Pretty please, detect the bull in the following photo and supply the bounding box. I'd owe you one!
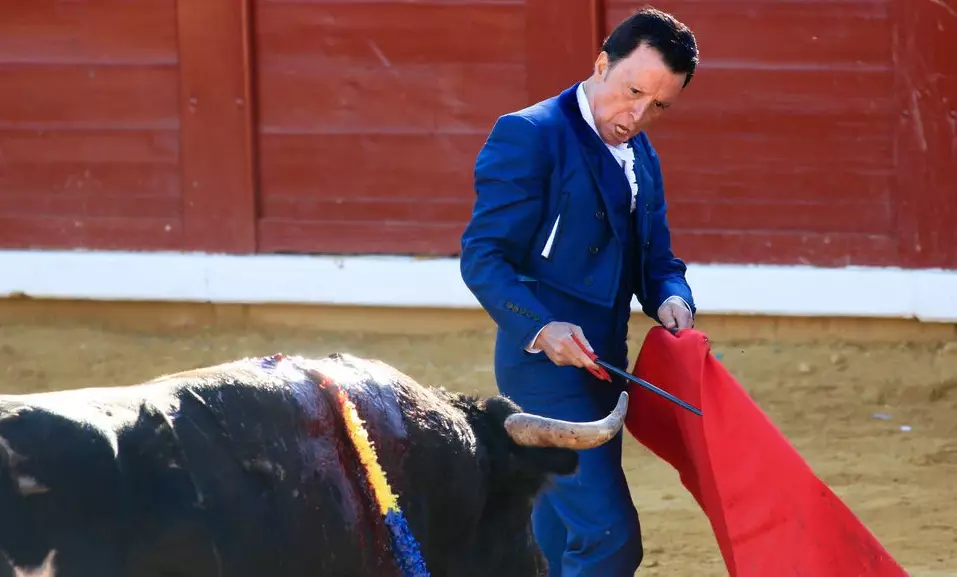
[0,352,628,577]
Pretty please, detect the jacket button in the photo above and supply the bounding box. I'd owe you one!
[584,277,593,286]
[589,245,599,255]
[595,210,604,219]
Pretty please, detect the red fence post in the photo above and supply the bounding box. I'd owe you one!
[176,0,258,254]
[892,0,957,270]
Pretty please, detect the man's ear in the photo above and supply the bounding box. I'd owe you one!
[594,51,609,78]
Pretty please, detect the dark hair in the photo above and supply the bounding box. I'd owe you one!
[602,6,699,87]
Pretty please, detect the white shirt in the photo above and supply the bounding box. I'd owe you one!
[525,83,693,353]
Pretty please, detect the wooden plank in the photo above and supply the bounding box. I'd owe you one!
[258,219,466,256]
[0,163,181,217]
[258,133,485,201]
[667,199,892,235]
[657,67,894,120]
[658,167,892,204]
[654,112,889,148]
[0,216,182,251]
[255,1,525,66]
[672,231,899,267]
[0,191,180,220]
[176,0,257,254]
[0,0,178,65]
[606,0,891,67]
[526,0,601,104]
[260,197,474,224]
[649,129,891,173]
[0,65,179,129]
[0,129,179,164]
[891,0,957,269]
[258,62,525,134]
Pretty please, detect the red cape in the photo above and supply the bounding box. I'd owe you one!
[625,327,908,577]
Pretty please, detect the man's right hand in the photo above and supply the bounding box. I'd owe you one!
[532,321,601,372]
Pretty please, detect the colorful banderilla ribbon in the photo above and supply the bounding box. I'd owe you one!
[335,388,430,577]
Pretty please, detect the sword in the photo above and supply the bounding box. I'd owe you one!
[572,334,703,417]
[594,358,703,416]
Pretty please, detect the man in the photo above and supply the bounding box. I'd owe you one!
[458,7,699,577]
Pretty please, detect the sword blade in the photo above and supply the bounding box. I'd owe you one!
[593,359,703,416]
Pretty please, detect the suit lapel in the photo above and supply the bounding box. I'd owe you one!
[557,84,631,242]
[628,137,646,240]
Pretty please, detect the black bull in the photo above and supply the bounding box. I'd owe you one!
[0,352,628,577]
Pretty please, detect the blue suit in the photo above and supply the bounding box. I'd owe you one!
[459,83,695,576]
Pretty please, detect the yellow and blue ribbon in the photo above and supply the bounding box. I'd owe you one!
[336,388,430,577]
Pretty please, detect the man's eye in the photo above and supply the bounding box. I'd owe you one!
[630,87,640,95]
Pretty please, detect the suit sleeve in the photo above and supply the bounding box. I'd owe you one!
[459,114,556,348]
[640,139,696,322]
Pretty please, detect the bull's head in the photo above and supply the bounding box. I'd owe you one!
[431,390,629,577]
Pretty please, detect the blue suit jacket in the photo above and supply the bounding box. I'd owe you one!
[460,83,695,350]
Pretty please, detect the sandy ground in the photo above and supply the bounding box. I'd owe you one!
[1,321,955,575]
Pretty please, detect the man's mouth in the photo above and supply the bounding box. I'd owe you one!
[614,125,628,139]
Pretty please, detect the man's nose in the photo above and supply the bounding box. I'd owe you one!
[630,100,650,126]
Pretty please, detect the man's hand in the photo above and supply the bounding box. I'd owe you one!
[532,321,601,372]
[658,297,694,333]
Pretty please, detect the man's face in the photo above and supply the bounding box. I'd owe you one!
[585,43,688,146]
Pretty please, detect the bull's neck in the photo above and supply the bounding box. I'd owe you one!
[257,352,430,577]
[268,352,430,577]
[334,385,430,577]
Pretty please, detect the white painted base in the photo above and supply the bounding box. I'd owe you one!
[1,250,956,322]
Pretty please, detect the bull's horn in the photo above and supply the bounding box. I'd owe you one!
[504,391,629,450]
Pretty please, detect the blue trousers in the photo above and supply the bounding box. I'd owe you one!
[494,328,644,577]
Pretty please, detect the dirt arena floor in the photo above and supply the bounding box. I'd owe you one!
[1,315,955,576]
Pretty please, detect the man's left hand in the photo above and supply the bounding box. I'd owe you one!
[658,297,694,333]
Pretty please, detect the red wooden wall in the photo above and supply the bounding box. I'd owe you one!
[0,1,256,254]
[0,1,183,251]
[0,0,953,269]
[254,1,526,254]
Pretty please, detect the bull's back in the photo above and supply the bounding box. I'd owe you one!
[0,355,449,577]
